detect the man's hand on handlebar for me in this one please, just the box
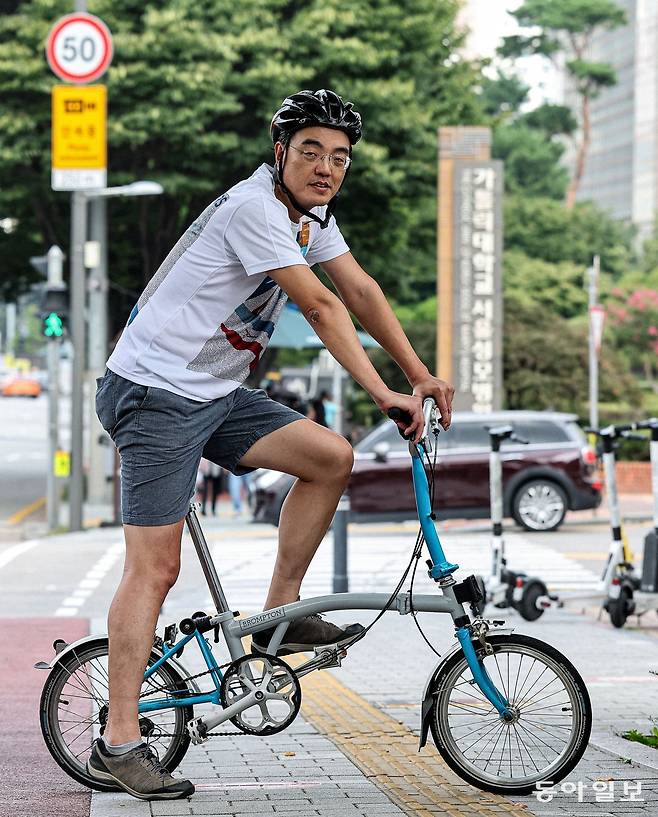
[411,375,454,431]
[376,390,423,443]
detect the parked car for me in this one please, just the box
[248,410,601,531]
[1,375,41,398]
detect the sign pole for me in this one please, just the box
[69,191,87,531]
[47,6,113,530]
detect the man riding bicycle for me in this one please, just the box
[89,89,454,801]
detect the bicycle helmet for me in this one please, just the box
[270,89,362,228]
[271,89,362,146]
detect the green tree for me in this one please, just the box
[503,250,588,319]
[479,71,577,199]
[606,288,658,384]
[493,125,569,199]
[478,70,529,118]
[504,195,634,276]
[504,294,642,415]
[0,0,484,327]
[499,0,627,208]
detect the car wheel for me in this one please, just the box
[512,479,567,532]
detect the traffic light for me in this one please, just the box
[44,312,64,337]
[40,286,68,338]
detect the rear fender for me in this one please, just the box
[37,634,200,693]
[418,628,515,749]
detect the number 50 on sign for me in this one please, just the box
[46,13,113,84]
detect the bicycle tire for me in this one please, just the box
[428,633,591,795]
[39,637,193,791]
[515,580,546,622]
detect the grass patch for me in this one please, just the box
[623,727,658,749]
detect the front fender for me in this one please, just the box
[418,628,515,750]
[38,634,200,693]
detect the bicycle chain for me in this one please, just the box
[141,654,273,738]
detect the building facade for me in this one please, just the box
[574,1,658,240]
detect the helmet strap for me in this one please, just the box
[274,147,348,230]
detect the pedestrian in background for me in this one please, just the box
[228,471,250,516]
[198,458,222,515]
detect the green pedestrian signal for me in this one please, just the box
[44,311,64,337]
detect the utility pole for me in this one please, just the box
[69,191,88,531]
[46,246,65,530]
[87,197,109,505]
[587,255,602,431]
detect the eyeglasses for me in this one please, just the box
[288,143,352,171]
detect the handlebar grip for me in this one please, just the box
[511,434,529,445]
[387,407,414,439]
[387,407,413,425]
[614,423,636,432]
[637,418,658,430]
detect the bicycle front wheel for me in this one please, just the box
[429,634,591,795]
[39,638,193,791]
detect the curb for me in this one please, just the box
[590,730,658,772]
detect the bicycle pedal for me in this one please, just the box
[187,716,210,745]
[313,644,345,667]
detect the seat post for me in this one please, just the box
[184,502,230,613]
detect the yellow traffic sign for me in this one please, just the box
[54,449,71,478]
[51,84,107,190]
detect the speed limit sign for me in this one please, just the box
[46,13,113,84]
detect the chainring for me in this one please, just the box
[219,654,301,736]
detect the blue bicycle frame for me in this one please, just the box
[410,430,511,717]
[137,405,512,721]
[139,630,224,714]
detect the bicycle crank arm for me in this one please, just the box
[187,688,264,743]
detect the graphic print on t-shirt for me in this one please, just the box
[125,194,230,328]
[187,276,288,382]
[297,221,310,257]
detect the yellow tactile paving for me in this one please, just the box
[291,657,532,817]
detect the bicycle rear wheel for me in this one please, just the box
[39,638,193,791]
[429,634,591,795]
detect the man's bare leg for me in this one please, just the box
[103,520,184,745]
[238,419,354,609]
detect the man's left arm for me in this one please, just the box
[321,252,454,428]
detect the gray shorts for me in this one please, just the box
[95,370,305,526]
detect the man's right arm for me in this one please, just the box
[268,263,424,441]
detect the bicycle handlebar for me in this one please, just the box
[388,398,441,442]
[636,417,658,430]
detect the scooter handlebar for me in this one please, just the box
[586,423,637,437]
[620,431,648,442]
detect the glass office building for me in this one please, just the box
[574,1,658,240]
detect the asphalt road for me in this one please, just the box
[0,394,48,528]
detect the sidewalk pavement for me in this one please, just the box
[8,501,658,816]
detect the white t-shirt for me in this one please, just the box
[107,164,349,400]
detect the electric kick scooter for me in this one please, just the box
[483,425,561,621]
[600,419,658,628]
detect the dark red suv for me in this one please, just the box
[249,410,601,531]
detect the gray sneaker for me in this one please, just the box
[252,613,365,656]
[87,739,194,800]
